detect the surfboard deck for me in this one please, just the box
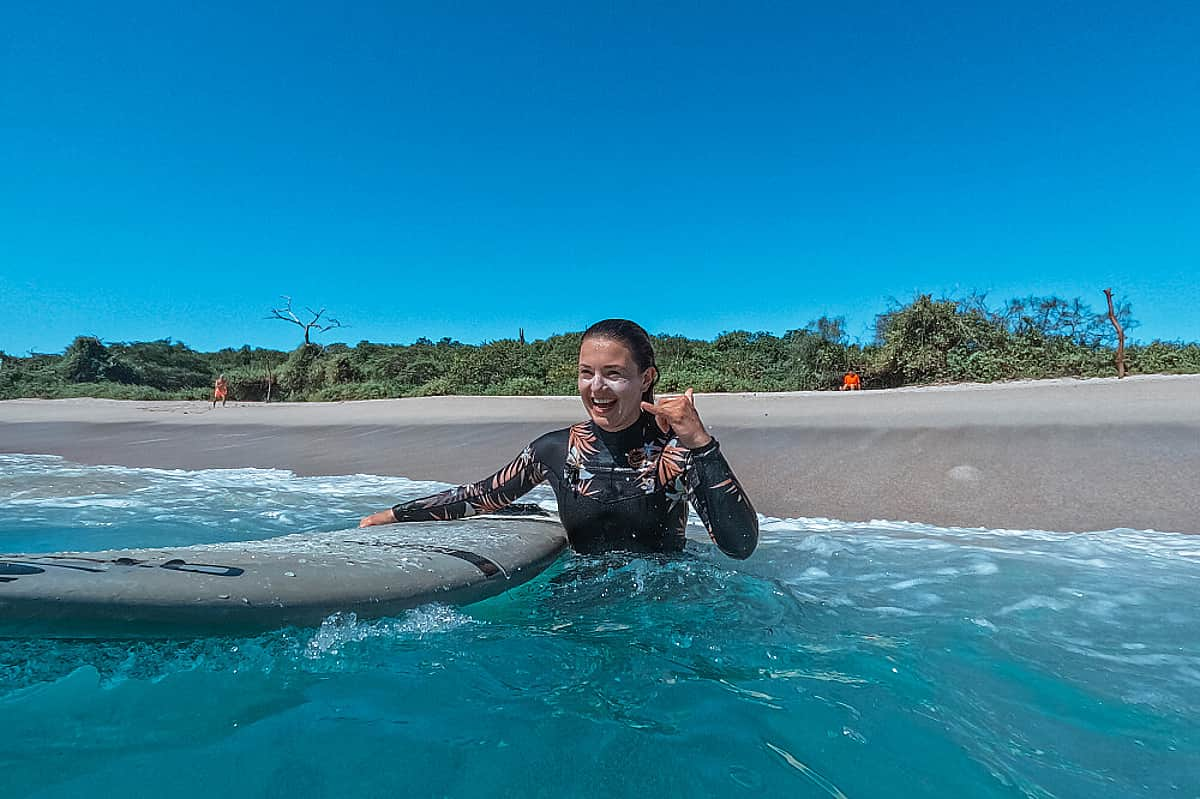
[0,513,568,637]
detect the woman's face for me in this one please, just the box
[578,337,655,432]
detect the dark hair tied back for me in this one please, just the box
[582,319,658,403]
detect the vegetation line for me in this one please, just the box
[2,294,1197,402]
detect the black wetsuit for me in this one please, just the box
[391,412,758,559]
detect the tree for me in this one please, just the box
[268,296,345,346]
[809,315,847,345]
[59,336,111,383]
[1103,288,1127,378]
[873,295,1001,384]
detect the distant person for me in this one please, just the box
[841,371,861,391]
[212,375,229,408]
[360,319,758,559]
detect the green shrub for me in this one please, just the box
[407,376,458,397]
[223,366,277,402]
[59,337,111,383]
[488,376,545,396]
[398,358,444,388]
[109,340,211,389]
[277,344,325,398]
[1128,342,1200,374]
[309,381,397,401]
[658,368,730,393]
[324,352,363,385]
[873,295,1003,384]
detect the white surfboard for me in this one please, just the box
[0,512,568,637]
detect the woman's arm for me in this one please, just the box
[642,389,758,559]
[359,446,547,527]
[684,440,759,559]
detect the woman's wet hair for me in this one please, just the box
[581,319,658,403]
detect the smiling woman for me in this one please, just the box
[360,319,759,559]
[578,334,654,432]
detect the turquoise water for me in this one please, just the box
[1,453,1197,798]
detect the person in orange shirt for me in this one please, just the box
[212,375,229,408]
[841,371,861,391]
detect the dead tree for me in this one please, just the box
[1103,288,1126,378]
[259,357,276,403]
[269,296,344,346]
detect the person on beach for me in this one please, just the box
[360,319,759,559]
[841,370,861,391]
[212,375,229,408]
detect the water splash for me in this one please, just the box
[304,606,478,659]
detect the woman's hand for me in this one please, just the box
[359,509,397,528]
[641,388,713,450]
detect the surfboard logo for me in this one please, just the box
[0,557,245,582]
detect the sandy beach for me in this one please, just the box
[2,374,1197,533]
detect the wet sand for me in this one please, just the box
[2,375,1198,533]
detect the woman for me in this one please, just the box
[212,374,229,408]
[360,319,758,559]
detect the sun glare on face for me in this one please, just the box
[577,337,651,432]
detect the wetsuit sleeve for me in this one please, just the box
[391,446,548,522]
[684,439,759,559]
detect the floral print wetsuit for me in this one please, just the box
[391,412,758,559]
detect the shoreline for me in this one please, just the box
[2,375,1198,534]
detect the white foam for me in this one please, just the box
[999,596,1070,615]
[4,454,1199,607]
[886,578,930,590]
[868,606,922,617]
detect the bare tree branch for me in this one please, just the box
[268,296,346,346]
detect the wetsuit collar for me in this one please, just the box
[590,411,657,453]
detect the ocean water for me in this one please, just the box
[0,453,1197,799]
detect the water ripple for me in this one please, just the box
[1,453,1197,798]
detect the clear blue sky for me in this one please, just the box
[2,1,1197,354]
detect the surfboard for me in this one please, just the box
[0,510,568,637]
